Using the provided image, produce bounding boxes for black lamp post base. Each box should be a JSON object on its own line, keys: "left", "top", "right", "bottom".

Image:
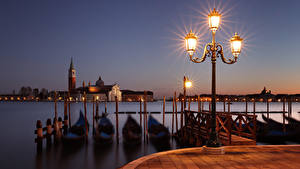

{"left": 206, "top": 131, "right": 222, "bottom": 147}
{"left": 206, "top": 140, "right": 222, "bottom": 147}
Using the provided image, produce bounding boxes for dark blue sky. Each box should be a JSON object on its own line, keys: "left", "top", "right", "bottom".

{"left": 1, "top": 0, "right": 300, "bottom": 97}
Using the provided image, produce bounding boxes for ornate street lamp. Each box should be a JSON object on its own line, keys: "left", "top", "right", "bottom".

{"left": 184, "top": 8, "right": 243, "bottom": 147}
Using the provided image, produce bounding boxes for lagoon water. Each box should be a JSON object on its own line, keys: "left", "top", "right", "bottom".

{"left": 1, "top": 101, "right": 300, "bottom": 169}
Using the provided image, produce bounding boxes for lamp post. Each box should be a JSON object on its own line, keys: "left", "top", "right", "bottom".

{"left": 184, "top": 8, "right": 243, "bottom": 147}
{"left": 183, "top": 76, "right": 192, "bottom": 110}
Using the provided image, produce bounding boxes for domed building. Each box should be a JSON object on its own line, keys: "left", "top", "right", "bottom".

{"left": 78, "top": 76, "right": 122, "bottom": 102}
{"left": 95, "top": 76, "right": 104, "bottom": 87}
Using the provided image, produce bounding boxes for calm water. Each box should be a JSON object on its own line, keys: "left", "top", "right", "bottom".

{"left": 1, "top": 101, "right": 300, "bottom": 169}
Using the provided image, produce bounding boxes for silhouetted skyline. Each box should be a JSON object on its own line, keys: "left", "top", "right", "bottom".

{"left": 1, "top": 0, "right": 300, "bottom": 97}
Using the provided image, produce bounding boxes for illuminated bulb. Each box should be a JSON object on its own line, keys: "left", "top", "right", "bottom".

{"left": 185, "top": 30, "right": 197, "bottom": 56}
{"left": 230, "top": 33, "right": 243, "bottom": 57}
{"left": 208, "top": 8, "right": 221, "bottom": 31}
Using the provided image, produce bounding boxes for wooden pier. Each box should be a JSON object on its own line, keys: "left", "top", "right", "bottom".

{"left": 121, "top": 145, "right": 300, "bottom": 169}
{"left": 178, "top": 110, "right": 257, "bottom": 146}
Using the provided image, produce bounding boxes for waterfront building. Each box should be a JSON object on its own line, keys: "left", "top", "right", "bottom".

{"left": 121, "top": 90, "right": 153, "bottom": 102}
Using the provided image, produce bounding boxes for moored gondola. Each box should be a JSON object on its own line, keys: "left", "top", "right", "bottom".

{"left": 283, "top": 114, "right": 300, "bottom": 127}
{"left": 261, "top": 114, "right": 300, "bottom": 143}
{"left": 94, "top": 113, "right": 114, "bottom": 144}
{"left": 62, "top": 110, "right": 88, "bottom": 144}
{"left": 262, "top": 114, "right": 288, "bottom": 130}
{"left": 122, "top": 115, "right": 142, "bottom": 145}
{"left": 148, "top": 115, "right": 170, "bottom": 143}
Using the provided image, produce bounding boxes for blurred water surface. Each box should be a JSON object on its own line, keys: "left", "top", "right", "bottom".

{"left": 0, "top": 101, "right": 300, "bottom": 169}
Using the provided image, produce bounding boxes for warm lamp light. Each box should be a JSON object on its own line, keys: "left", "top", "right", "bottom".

{"left": 185, "top": 30, "right": 197, "bottom": 56}
{"left": 230, "top": 33, "right": 243, "bottom": 57}
{"left": 208, "top": 8, "right": 221, "bottom": 31}
{"left": 185, "top": 80, "right": 192, "bottom": 88}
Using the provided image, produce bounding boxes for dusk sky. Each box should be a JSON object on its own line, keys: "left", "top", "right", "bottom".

{"left": 1, "top": 0, "right": 300, "bottom": 98}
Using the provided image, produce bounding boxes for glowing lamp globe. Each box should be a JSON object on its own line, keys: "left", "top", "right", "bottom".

{"left": 185, "top": 80, "right": 192, "bottom": 88}
{"left": 230, "top": 33, "right": 243, "bottom": 57}
{"left": 208, "top": 8, "right": 221, "bottom": 31}
{"left": 185, "top": 30, "right": 197, "bottom": 56}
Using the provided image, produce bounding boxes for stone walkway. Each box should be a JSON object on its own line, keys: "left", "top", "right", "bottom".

{"left": 121, "top": 145, "right": 300, "bottom": 169}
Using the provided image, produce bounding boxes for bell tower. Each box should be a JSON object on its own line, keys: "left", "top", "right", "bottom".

{"left": 68, "top": 58, "right": 76, "bottom": 92}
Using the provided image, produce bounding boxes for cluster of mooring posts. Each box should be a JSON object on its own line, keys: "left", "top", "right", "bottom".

{"left": 35, "top": 90, "right": 295, "bottom": 151}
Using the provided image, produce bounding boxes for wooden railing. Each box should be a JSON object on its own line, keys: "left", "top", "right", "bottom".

{"left": 216, "top": 112, "right": 232, "bottom": 145}
{"left": 230, "top": 113, "right": 257, "bottom": 140}
{"left": 184, "top": 110, "right": 256, "bottom": 145}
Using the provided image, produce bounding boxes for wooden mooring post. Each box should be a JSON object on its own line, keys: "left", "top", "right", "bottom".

{"left": 175, "top": 92, "right": 178, "bottom": 133}
{"left": 283, "top": 99, "right": 286, "bottom": 133}
{"left": 63, "top": 98, "right": 68, "bottom": 135}
{"left": 267, "top": 99, "right": 270, "bottom": 119}
{"left": 223, "top": 98, "right": 226, "bottom": 113}
{"left": 68, "top": 92, "right": 71, "bottom": 127}
{"left": 289, "top": 99, "right": 292, "bottom": 116}
{"left": 46, "top": 118, "right": 52, "bottom": 146}
{"left": 202, "top": 99, "right": 204, "bottom": 112}
{"left": 163, "top": 96, "right": 165, "bottom": 126}
{"left": 54, "top": 91, "right": 57, "bottom": 119}
{"left": 56, "top": 117, "right": 63, "bottom": 142}
{"left": 180, "top": 100, "right": 183, "bottom": 129}
{"left": 188, "top": 97, "right": 191, "bottom": 111}
{"left": 140, "top": 97, "right": 142, "bottom": 126}
{"left": 228, "top": 99, "right": 231, "bottom": 113}
{"left": 83, "top": 91, "right": 88, "bottom": 140}
{"left": 253, "top": 99, "right": 256, "bottom": 116}
{"left": 92, "top": 97, "right": 95, "bottom": 136}
{"left": 35, "top": 120, "right": 43, "bottom": 151}
{"left": 172, "top": 94, "right": 175, "bottom": 135}
{"left": 209, "top": 100, "right": 211, "bottom": 112}
{"left": 245, "top": 98, "right": 248, "bottom": 114}
{"left": 105, "top": 100, "right": 107, "bottom": 114}
{"left": 198, "top": 95, "right": 201, "bottom": 112}
{"left": 144, "top": 91, "right": 148, "bottom": 142}
{"left": 96, "top": 100, "right": 99, "bottom": 120}
{"left": 115, "top": 96, "right": 119, "bottom": 144}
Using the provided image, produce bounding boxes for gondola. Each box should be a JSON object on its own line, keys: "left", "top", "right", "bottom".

{"left": 262, "top": 114, "right": 289, "bottom": 130}
{"left": 94, "top": 113, "right": 114, "bottom": 144}
{"left": 283, "top": 114, "right": 300, "bottom": 127}
{"left": 261, "top": 114, "right": 300, "bottom": 143}
{"left": 122, "top": 115, "right": 142, "bottom": 145}
{"left": 62, "top": 110, "right": 88, "bottom": 144}
{"left": 148, "top": 115, "right": 170, "bottom": 143}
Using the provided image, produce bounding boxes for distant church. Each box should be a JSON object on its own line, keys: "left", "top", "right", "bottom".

{"left": 68, "top": 58, "right": 122, "bottom": 101}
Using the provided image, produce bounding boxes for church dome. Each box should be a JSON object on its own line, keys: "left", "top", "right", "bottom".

{"left": 96, "top": 76, "right": 104, "bottom": 87}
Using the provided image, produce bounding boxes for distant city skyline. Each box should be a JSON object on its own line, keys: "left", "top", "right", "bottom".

{"left": 1, "top": 0, "right": 300, "bottom": 98}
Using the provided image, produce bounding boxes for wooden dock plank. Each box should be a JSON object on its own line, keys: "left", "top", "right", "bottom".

{"left": 121, "top": 145, "right": 300, "bottom": 169}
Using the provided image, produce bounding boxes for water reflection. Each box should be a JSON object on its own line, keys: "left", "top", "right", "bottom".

{"left": 35, "top": 137, "right": 176, "bottom": 169}
{"left": 122, "top": 142, "right": 142, "bottom": 163}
